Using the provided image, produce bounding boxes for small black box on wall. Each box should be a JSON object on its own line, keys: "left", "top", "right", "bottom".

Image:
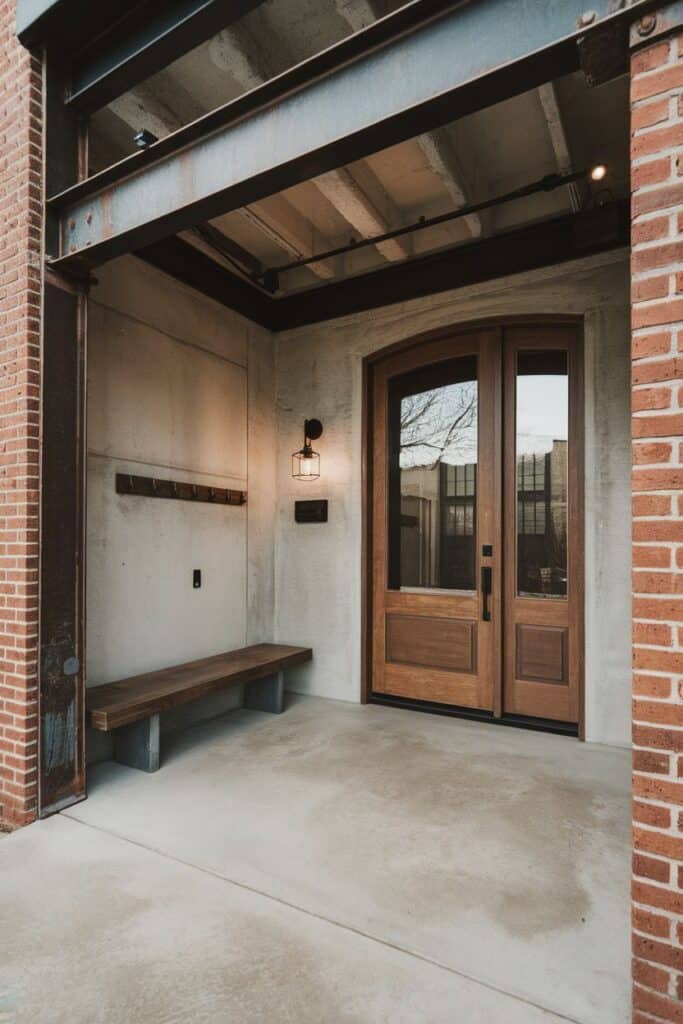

{"left": 295, "top": 499, "right": 328, "bottom": 523}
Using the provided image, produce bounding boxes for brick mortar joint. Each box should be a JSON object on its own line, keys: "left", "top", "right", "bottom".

{"left": 0, "top": 3, "right": 43, "bottom": 829}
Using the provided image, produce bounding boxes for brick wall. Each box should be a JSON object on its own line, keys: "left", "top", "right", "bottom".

{"left": 0, "top": 1, "right": 42, "bottom": 827}
{"left": 631, "top": 29, "right": 683, "bottom": 1023}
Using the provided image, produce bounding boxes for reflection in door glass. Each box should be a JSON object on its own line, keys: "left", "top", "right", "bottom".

{"left": 516, "top": 350, "right": 568, "bottom": 599}
{"left": 388, "top": 357, "right": 478, "bottom": 591}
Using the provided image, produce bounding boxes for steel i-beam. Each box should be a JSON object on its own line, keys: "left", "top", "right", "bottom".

{"left": 49, "top": 0, "right": 652, "bottom": 270}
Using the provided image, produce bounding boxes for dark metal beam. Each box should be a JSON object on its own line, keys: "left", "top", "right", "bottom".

{"left": 139, "top": 204, "right": 627, "bottom": 333}
{"left": 191, "top": 223, "right": 264, "bottom": 279}
{"left": 629, "top": 1, "right": 683, "bottom": 47}
{"left": 135, "top": 237, "right": 278, "bottom": 330}
{"left": 50, "top": 0, "right": 649, "bottom": 271}
{"left": 68, "top": 0, "right": 267, "bottom": 114}
{"left": 38, "top": 54, "right": 88, "bottom": 818}
{"left": 40, "top": 278, "right": 87, "bottom": 816}
{"left": 274, "top": 202, "right": 629, "bottom": 330}
{"left": 16, "top": 0, "right": 68, "bottom": 42}
{"left": 16, "top": 0, "right": 141, "bottom": 50}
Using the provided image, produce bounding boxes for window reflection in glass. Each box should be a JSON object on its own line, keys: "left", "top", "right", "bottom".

{"left": 388, "top": 357, "right": 478, "bottom": 591}
{"left": 516, "top": 350, "right": 568, "bottom": 599}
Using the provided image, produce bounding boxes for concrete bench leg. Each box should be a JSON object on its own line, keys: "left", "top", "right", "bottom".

{"left": 245, "top": 670, "right": 284, "bottom": 713}
{"left": 114, "top": 713, "right": 160, "bottom": 772}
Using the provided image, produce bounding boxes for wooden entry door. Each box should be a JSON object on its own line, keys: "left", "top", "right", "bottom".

{"left": 371, "top": 328, "right": 502, "bottom": 712}
{"left": 369, "top": 322, "right": 582, "bottom": 727}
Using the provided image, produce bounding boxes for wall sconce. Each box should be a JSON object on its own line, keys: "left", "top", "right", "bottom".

{"left": 292, "top": 419, "right": 323, "bottom": 480}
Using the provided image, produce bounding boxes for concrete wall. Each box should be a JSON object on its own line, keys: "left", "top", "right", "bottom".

{"left": 85, "top": 251, "right": 631, "bottom": 750}
{"left": 274, "top": 251, "right": 632, "bottom": 747}
{"left": 86, "top": 257, "right": 276, "bottom": 751}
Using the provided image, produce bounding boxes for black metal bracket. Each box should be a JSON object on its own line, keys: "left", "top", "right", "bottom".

{"left": 116, "top": 473, "right": 246, "bottom": 505}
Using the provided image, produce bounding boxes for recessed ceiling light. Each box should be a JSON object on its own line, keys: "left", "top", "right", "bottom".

{"left": 590, "top": 164, "right": 607, "bottom": 182}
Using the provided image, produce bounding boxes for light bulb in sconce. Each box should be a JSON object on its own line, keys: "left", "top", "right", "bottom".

{"left": 589, "top": 163, "right": 607, "bottom": 182}
{"left": 292, "top": 418, "right": 323, "bottom": 480}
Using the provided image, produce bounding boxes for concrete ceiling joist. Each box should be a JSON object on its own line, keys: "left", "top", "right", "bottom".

{"left": 334, "top": 0, "right": 482, "bottom": 238}
{"left": 537, "top": 82, "right": 582, "bottom": 214}
{"left": 312, "top": 167, "right": 409, "bottom": 261}
{"left": 239, "top": 197, "right": 335, "bottom": 279}
{"left": 210, "top": 22, "right": 410, "bottom": 261}
{"left": 108, "top": 76, "right": 334, "bottom": 280}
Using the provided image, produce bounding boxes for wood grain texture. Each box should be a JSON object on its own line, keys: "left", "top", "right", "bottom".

{"left": 515, "top": 624, "right": 567, "bottom": 684}
{"left": 369, "top": 327, "right": 501, "bottom": 710}
{"left": 366, "top": 317, "right": 582, "bottom": 726}
{"left": 88, "top": 644, "right": 312, "bottom": 731}
{"left": 386, "top": 614, "right": 476, "bottom": 673}
{"left": 502, "top": 323, "right": 583, "bottom": 725}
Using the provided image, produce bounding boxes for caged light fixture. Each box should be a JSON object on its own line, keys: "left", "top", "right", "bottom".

{"left": 292, "top": 419, "right": 323, "bottom": 480}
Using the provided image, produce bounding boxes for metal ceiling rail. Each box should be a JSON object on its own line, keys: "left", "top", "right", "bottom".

{"left": 49, "top": 0, "right": 650, "bottom": 270}
{"left": 266, "top": 169, "right": 592, "bottom": 283}
{"left": 274, "top": 201, "right": 630, "bottom": 329}
{"left": 136, "top": 202, "right": 629, "bottom": 332}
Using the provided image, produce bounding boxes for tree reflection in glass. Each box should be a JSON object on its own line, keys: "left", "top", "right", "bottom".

{"left": 389, "top": 357, "right": 478, "bottom": 591}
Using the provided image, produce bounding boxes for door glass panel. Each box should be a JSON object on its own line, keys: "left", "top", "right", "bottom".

{"left": 387, "top": 356, "right": 478, "bottom": 591}
{"left": 516, "top": 350, "right": 568, "bottom": 598}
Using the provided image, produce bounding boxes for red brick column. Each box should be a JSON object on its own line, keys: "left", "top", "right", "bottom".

{"left": 631, "top": 28, "right": 683, "bottom": 1022}
{"left": 0, "top": 2, "right": 42, "bottom": 827}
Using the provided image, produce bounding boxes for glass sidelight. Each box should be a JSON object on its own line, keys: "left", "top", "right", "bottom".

{"left": 515, "top": 350, "right": 568, "bottom": 599}
{"left": 503, "top": 326, "right": 581, "bottom": 727}
{"left": 387, "top": 356, "right": 478, "bottom": 592}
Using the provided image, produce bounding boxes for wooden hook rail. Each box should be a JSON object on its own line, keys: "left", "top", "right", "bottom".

{"left": 116, "top": 473, "right": 246, "bottom": 506}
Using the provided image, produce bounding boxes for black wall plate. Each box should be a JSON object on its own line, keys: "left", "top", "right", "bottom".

{"left": 295, "top": 499, "right": 328, "bottom": 523}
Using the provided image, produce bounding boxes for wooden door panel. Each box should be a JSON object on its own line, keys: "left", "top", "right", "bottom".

{"left": 380, "top": 662, "right": 482, "bottom": 707}
{"left": 370, "top": 329, "right": 501, "bottom": 711}
{"left": 386, "top": 614, "right": 477, "bottom": 673}
{"left": 384, "top": 590, "right": 477, "bottom": 618}
{"left": 387, "top": 610, "right": 479, "bottom": 675}
{"left": 507, "top": 680, "right": 573, "bottom": 721}
{"left": 515, "top": 624, "right": 567, "bottom": 683}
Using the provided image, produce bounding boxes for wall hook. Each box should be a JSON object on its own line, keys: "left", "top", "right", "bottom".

{"left": 115, "top": 473, "right": 246, "bottom": 507}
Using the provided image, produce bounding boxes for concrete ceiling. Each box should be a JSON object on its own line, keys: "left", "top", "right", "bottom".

{"left": 88, "top": 0, "right": 630, "bottom": 296}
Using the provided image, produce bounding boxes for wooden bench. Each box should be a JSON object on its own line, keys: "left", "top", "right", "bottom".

{"left": 87, "top": 643, "right": 312, "bottom": 772}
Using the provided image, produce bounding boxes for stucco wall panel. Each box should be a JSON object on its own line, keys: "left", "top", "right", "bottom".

{"left": 86, "top": 257, "right": 276, "bottom": 706}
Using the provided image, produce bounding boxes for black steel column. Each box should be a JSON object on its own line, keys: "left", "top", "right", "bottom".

{"left": 38, "top": 54, "right": 88, "bottom": 815}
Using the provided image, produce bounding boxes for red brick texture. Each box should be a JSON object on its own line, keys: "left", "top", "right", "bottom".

{"left": 632, "top": 30, "right": 683, "bottom": 1020}
{"left": 0, "top": 2, "right": 42, "bottom": 827}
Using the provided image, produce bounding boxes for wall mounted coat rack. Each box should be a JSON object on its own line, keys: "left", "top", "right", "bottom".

{"left": 116, "top": 473, "right": 246, "bottom": 506}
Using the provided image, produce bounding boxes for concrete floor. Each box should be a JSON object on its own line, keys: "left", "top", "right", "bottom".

{"left": 0, "top": 696, "right": 630, "bottom": 1023}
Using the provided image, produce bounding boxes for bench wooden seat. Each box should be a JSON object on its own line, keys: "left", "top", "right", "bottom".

{"left": 87, "top": 642, "right": 312, "bottom": 772}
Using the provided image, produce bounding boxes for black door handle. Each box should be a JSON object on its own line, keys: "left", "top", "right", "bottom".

{"left": 481, "top": 566, "right": 492, "bottom": 621}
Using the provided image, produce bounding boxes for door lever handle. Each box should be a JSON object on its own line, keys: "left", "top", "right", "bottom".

{"left": 481, "top": 566, "right": 492, "bottom": 622}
